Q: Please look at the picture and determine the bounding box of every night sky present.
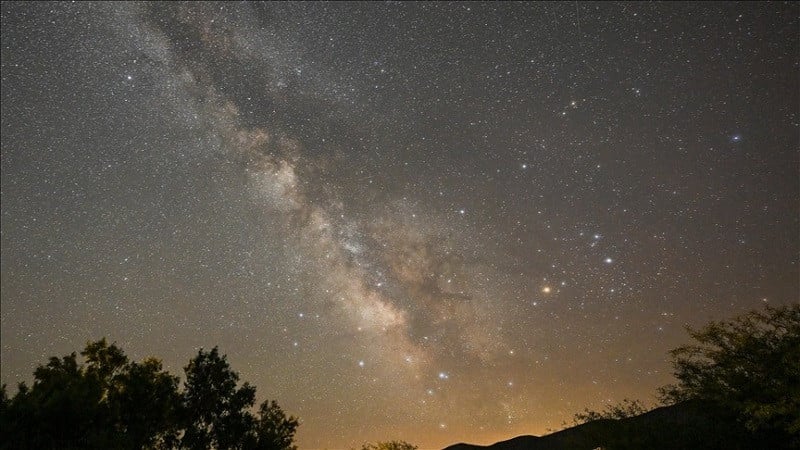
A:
[1,2,798,448]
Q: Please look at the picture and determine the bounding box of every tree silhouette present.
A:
[250,400,300,450]
[0,341,299,450]
[659,304,800,439]
[113,357,181,449]
[180,347,257,450]
[82,338,129,385]
[1,352,110,449]
[80,339,180,448]
[0,385,7,418]
[562,305,799,449]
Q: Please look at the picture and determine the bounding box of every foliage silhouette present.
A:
[251,400,300,450]
[552,304,800,450]
[0,340,298,450]
[358,440,418,450]
[180,346,257,450]
[572,398,649,425]
[659,303,799,442]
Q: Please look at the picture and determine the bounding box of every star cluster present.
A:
[1,2,798,448]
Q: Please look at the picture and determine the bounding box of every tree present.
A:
[251,400,299,450]
[1,352,110,449]
[358,441,418,450]
[77,339,181,449]
[112,357,181,449]
[0,340,184,450]
[659,304,800,439]
[82,338,129,387]
[1,340,300,450]
[0,385,7,417]
[180,347,257,450]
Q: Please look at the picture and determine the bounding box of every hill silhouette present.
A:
[443,400,793,450]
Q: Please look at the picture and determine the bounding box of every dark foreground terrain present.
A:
[444,400,793,450]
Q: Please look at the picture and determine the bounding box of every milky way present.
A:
[2,2,798,448]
